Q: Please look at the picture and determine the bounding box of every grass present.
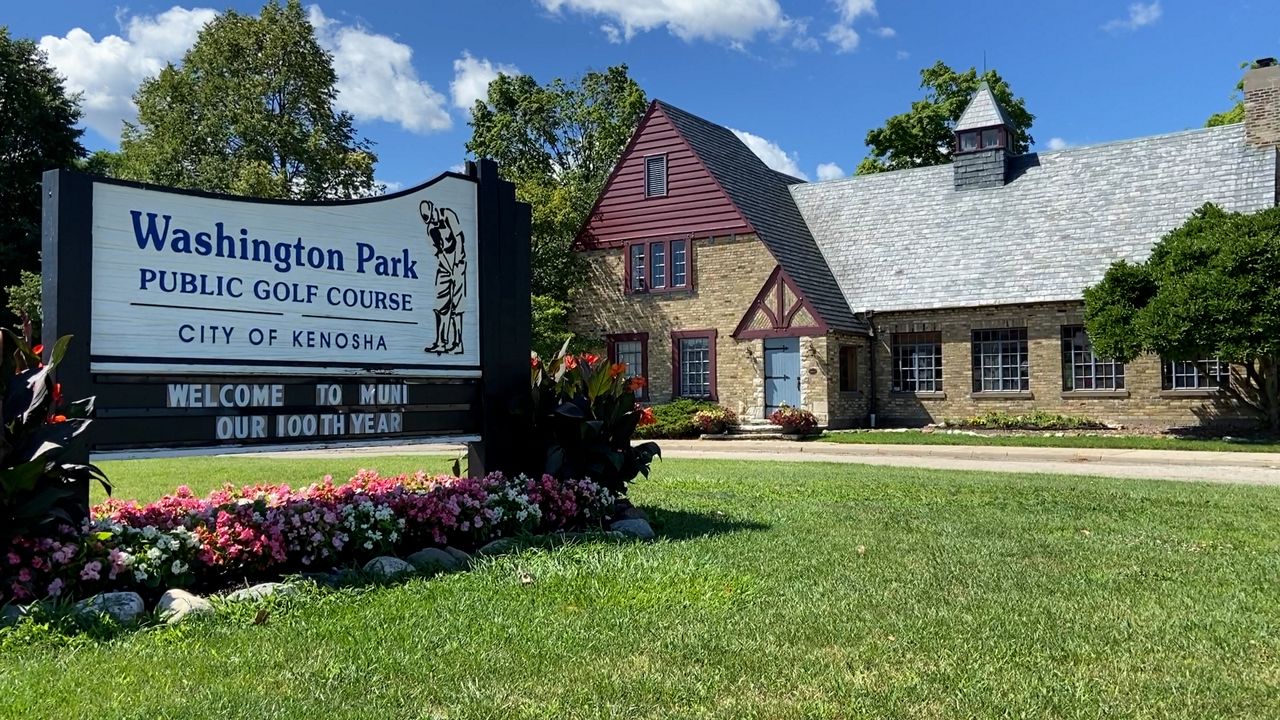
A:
[821,429,1280,453]
[5,455,1280,718]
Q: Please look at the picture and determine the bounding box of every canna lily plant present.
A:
[528,341,659,498]
[1,324,110,539]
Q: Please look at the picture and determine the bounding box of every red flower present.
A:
[562,355,578,370]
[50,415,68,424]
[638,406,655,426]
[31,344,43,356]
[584,353,600,366]
[608,362,626,378]
[627,376,648,392]
[530,356,540,368]
[53,383,63,405]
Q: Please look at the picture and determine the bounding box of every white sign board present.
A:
[89,176,479,376]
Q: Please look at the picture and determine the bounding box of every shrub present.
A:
[2,328,110,541]
[693,406,739,435]
[946,410,1105,431]
[2,470,613,604]
[769,405,819,434]
[527,345,659,497]
[633,398,720,439]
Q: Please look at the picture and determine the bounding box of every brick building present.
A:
[570,61,1280,429]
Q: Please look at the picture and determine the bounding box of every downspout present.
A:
[866,310,877,428]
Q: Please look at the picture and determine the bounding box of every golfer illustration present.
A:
[420,200,467,354]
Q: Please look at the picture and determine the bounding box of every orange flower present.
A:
[638,406,655,426]
[53,383,63,405]
[627,376,648,392]
[584,353,600,366]
[562,355,578,370]
[50,414,67,424]
[608,362,626,378]
[530,356,540,368]
[32,344,43,356]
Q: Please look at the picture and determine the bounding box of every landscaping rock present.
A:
[363,555,414,578]
[610,518,656,540]
[157,589,213,624]
[477,537,520,556]
[443,546,472,566]
[406,548,460,572]
[225,582,295,602]
[74,592,146,624]
[1,604,23,626]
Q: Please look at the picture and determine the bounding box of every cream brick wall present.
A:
[569,234,855,424]
[871,302,1257,429]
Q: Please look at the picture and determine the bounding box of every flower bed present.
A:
[3,470,613,604]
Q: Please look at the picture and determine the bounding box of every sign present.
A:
[43,161,531,470]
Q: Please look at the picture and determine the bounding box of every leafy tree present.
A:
[1084,204,1280,430]
[117,0,377,200]
[5,270,41,324]
[856,61,1034,175]
[0,27,86,326]
[1205,58,1272,127]
[467,65,648,301]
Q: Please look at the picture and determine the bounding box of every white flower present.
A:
[134,569,148,582]
[171,560,188,575]
[146,547,163,561]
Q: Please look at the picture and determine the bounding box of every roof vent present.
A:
[952,82,1015,191]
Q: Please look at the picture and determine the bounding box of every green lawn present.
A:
[5,455,1280,718]
[821,429,1280,453]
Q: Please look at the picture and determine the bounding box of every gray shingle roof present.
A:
[955,82,1014,131]
[656,101,866,333]
[790,123,1278,313]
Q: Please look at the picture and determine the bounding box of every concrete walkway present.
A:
[258,439,1280,487]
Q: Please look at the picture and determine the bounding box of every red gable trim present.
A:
[733,266,829,339]
[575,100,753,251]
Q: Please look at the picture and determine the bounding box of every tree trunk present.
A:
[1268,355,1280,433]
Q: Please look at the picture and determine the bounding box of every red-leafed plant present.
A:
[768,404,818,435]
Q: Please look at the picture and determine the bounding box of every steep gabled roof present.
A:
[955,82,1014,131]
[655,101,866,334]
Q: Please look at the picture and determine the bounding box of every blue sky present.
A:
[5,1,1277,188]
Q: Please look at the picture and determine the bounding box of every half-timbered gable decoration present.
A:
[733,266,826,339]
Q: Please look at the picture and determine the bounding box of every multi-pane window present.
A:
[671,240,687,287]
[838,346,858,392]
[608,333,648,399]
[891,332,943,392]
[644,155,667,197]
[625,238,691,293]
[971,328,1029,392]
[649,242,666,289]
[674,332,715,399]
[1061,326,1124,391]
[1162,359,1228,390]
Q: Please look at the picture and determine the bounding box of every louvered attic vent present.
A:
[644,155,667,197]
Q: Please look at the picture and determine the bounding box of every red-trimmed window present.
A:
[625,238,692,293]
[672,329,717,400]
[607,332,649,399]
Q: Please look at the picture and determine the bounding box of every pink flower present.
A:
[47,578,64,597]
[80,561,102,581]
[6,552,19,565]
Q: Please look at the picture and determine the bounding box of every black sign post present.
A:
[42,158,531,515]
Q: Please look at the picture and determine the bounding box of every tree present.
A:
[0,27,86,326]
[467,66,648,301]
[856,61,1034,175]
[1084,204,1280,430]
[116,0,377,200]
[1205,58,1272,127]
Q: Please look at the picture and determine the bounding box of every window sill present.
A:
[1159,389,1221,399]
[625,286,692,297]
[892,391,947,401]
[1061,390,1129,399]
[969,391,1034,400]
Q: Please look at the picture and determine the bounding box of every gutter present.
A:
[866,310,877,428]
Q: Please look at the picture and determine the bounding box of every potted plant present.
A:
[693,406,739,435]
[768,404,819,435]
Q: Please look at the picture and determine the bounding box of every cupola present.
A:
[952,82,1015,191]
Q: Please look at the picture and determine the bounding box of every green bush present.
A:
[634,399,719,439]
[946,410,1104,431]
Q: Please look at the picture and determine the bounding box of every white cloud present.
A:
[825,24,860,53]
[874,26,895,38]
[1103,2,1162,32]
[308,6,451,133]
[895,50,910,60]
[537,0,796,44]
[731,128,808,180]
[816,162,845,181]
[379,180,405,193]
[1045,137,1071,151]
[832,0,877,23]
[450,51,519,114]
[38,7,218,139]
[826,0,877,53]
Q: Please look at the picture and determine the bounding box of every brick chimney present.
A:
[1244,58,1280,149]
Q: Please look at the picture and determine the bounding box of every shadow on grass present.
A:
[644,507,770,541]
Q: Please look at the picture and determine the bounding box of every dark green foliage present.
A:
[116,0,378,200]
[0,28,86,327]
[4,270,41,325]
[1205,58,1274,127]
[857,61,1034,175]
[1085,203,1280,429]
[1,329,110,539]
[633,399,719,440]
[531,295,596,360]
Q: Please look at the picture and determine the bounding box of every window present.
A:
[892,331,943,393]
[625,238,691,294]
[607,333,648,399]
[959,132,978,152]
[981,128,1002,149]
[838,346,859,392]
[1061,326,1124,391]
[649,242,666,289]
[645,155,667,197]
[1162,358,1228,391]
[971,328,1029,392]
[672,330,716,399]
